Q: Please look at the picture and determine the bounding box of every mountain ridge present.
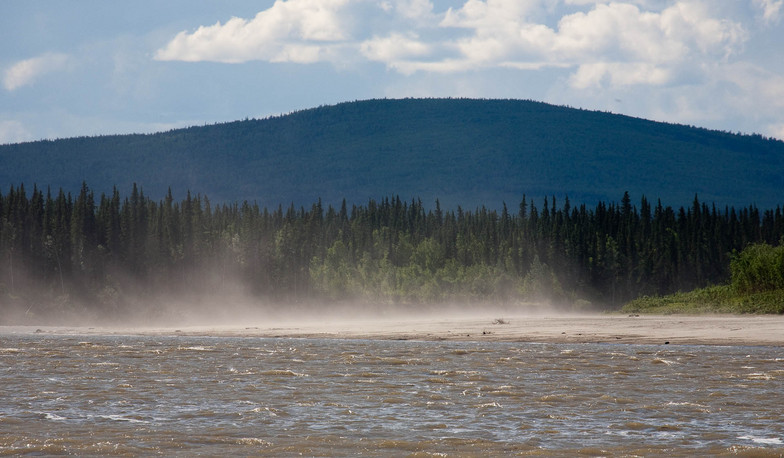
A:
[1,98,782,210]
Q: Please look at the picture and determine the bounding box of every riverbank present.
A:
[4,314,784,347]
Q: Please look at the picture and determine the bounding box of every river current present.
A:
[1,332,782,456]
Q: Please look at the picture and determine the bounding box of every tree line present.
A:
[1,183,782,320]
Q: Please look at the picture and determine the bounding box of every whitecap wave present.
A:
[739,435,782,445]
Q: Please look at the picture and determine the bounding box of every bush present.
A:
[730,244,784,294]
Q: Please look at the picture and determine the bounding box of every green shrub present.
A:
[730,244,784,293]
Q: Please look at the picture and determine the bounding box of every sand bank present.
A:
[5,314,784,346]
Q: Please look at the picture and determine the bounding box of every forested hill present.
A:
[1,98,783,210]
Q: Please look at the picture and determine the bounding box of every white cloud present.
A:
[153,0,754,97]
[361,32,432,71]
[441,0,542,29]
[661,2,747,57]
[554,3,689,62]
[155,0,747,89]
[418,1,744,92]
[393,0,435,21]
[570,62,672,88]
[155,0,354,64]
[753,0,783,24]
[554,2,746,87]
[3,53,69,91]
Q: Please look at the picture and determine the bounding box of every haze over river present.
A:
[1,332,782,456]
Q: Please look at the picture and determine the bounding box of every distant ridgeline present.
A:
[1,98,783,210]
[0,183,782,321]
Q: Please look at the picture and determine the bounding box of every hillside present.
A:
[1,98,782,209]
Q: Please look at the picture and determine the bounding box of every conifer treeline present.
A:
[1,183,782,316]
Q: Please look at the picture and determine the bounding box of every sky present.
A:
[2,0,783,145]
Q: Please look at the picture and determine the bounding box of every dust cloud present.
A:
[1,253,591,329]
[4,263,783,347]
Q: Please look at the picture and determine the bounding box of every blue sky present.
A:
[2,0,783,144]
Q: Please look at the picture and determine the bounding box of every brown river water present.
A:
[1,332,782,456]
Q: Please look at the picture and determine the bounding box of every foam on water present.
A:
[739,435,783,445]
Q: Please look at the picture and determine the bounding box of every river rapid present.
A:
[1,332,782,456]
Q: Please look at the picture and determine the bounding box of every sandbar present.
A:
[4,314,784,346]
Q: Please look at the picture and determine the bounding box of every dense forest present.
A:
[1,183,782,323]
[2,98,783,210]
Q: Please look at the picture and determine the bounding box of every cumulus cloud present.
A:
[363,1,746,90]
[3,53,69,91]
[155,0,748,91]
[388,0,435,21]
[360,32,432,70]
[434,1,747,88]
[555,2,745,87]
[155,0,354,63]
